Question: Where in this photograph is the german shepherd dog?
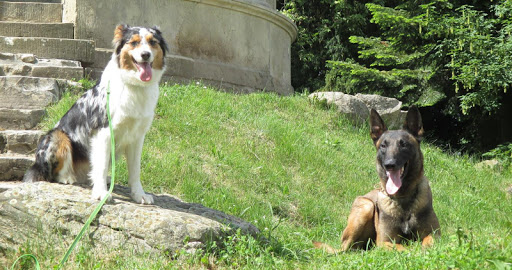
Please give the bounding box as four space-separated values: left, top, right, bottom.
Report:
314 106 440 252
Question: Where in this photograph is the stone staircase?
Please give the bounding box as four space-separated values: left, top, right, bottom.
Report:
0 0 96 180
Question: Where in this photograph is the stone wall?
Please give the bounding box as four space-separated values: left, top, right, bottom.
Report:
62 0 297 94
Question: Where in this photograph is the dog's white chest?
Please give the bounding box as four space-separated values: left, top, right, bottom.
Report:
114 116 153 145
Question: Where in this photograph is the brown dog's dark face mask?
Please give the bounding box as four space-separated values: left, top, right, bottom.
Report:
370 106 424 196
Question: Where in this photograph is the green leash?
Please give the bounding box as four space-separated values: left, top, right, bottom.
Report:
10 254 40 270
11 82 116 270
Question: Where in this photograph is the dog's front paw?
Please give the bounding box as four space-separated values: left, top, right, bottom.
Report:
91 188 112 202
131 192 154 205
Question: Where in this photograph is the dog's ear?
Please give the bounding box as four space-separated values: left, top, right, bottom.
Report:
370 109 387 145
151 26 169 56
403 105 424 141
113 24 129 55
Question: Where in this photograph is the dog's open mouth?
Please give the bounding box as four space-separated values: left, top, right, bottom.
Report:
385 162 408 195
134 59 153 82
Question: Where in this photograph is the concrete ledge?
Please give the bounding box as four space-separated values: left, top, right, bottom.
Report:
0 2 62 23
86 51 293 94
193 0 296 40
0 37 95 63
0 22 74 39
164 54 292 94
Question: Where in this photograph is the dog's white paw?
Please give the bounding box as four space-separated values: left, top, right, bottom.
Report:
91 188 112 202
131 192 154 205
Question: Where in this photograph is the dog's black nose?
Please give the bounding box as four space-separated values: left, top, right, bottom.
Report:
141 51 151 61
384 159 397 170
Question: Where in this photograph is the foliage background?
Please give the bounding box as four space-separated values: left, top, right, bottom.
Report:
279 0 512 155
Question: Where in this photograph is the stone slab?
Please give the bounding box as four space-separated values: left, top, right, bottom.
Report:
0 22 74 38
0 108 46 130
0 130 44 155
0 76 60 109
0 65 84 80
32 65 84 80
0 0 60 2
0 2 62 23
0 37 95 64
0 181 261 254
0 154 34 181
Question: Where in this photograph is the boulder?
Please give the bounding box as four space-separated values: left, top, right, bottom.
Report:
0 181 260 255
355 93 406 129
309 92 406 129
475 159 501 171
309 92 369 125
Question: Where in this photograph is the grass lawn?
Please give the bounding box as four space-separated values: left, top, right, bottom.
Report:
6 82 512 269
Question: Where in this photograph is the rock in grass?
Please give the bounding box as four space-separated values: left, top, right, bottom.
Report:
308 92 369 125
474 159 501 170
0 181 260 255
308 92 406 129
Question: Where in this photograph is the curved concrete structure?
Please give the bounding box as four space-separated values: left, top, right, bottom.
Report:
63 0 297 94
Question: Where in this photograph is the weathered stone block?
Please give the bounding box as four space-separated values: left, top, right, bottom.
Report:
0 155 34 181
0 22 74 39
0 108 45 130
0 76 60 109
32 66 84 80
0 2 62 23
0 37 95 64
0 130 44 155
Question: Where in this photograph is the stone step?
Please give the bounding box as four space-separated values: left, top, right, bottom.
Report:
0 108 45 130
84 48 112 79
0 76 61 110
0 22 73 38
0 37 95 64
0 0 61 3
0 2 62 23
0 130 44 155
0 153 33 181
0 53 82 67
0 53 84 80
31 65 83 80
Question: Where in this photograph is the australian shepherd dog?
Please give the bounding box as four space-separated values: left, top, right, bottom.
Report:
23 24 168 204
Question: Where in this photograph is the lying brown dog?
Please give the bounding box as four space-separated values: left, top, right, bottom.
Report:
314 106 440 252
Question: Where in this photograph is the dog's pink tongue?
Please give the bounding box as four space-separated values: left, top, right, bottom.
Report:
386 170 402 195
136 62 152 82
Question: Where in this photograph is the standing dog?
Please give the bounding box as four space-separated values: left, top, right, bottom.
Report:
314 106 440 252
23 24 168 204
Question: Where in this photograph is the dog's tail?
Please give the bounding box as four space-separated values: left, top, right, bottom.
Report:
23 129 72 183
312 241 341 254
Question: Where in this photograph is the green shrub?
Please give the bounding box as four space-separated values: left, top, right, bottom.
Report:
323 1 512 152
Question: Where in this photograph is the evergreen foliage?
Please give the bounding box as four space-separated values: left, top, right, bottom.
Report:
283 0 512 152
